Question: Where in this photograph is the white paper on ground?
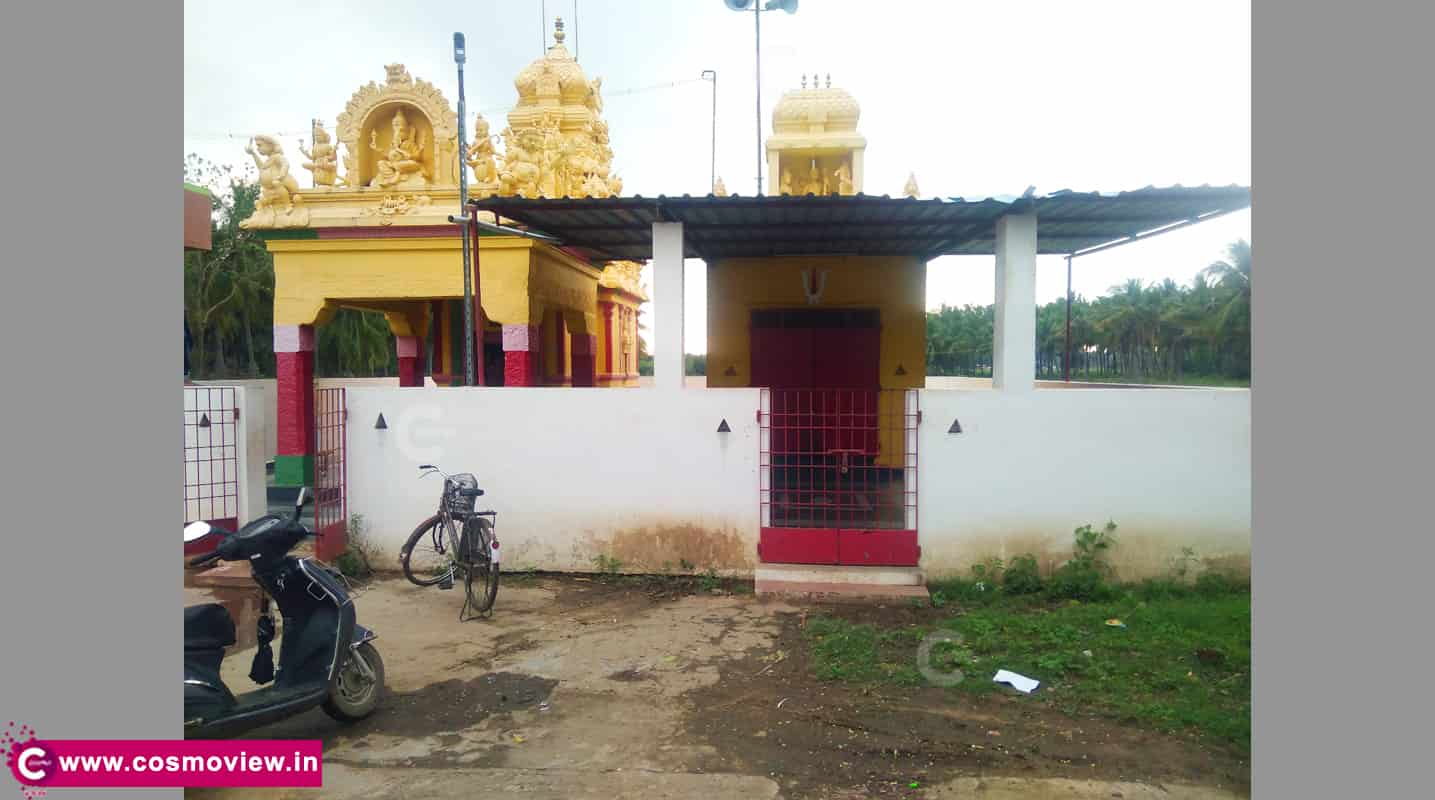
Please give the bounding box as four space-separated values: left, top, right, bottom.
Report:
993 669 1040 694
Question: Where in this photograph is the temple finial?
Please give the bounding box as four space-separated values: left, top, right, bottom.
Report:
826 73 831 88
553 17 565 45
800 73 807 89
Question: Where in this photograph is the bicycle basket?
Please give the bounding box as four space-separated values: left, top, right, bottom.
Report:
446 473 480 515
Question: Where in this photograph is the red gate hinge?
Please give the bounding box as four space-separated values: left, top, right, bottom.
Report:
755 409 762 424
233 407 240 422
916 410 922 425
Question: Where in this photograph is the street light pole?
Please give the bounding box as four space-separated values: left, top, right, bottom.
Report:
725 1 797 194
701 70 717 192
754 4 762 195
454 32 475 387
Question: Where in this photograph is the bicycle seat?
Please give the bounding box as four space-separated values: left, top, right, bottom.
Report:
459 487 484 498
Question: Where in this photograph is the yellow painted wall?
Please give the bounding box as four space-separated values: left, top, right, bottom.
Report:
270 236 599 332
529 247 601 338
269 236 538 328
706 255 926 468
705 255 927 390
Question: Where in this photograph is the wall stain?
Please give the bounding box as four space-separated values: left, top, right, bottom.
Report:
591 522 754 572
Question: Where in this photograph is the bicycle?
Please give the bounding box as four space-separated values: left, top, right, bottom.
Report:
399 464 500 619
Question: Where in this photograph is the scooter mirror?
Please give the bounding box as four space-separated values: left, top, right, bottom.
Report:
183 521 213 543
295 487 309 511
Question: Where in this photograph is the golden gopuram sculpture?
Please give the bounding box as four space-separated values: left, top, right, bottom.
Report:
239 18 622 232
766 74 867 196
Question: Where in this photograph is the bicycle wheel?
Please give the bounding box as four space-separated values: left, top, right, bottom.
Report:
400 514 459 587
462 518 499 613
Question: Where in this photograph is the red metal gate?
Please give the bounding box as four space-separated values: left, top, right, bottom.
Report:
758 388 920 566
184 386 240 555
314 387 347 561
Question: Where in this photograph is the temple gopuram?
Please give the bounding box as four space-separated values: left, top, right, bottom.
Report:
241 19 645 486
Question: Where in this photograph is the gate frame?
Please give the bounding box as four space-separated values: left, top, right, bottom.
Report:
757 387 920 567
314 387 348 561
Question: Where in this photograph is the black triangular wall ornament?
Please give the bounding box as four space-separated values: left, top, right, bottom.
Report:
948 418 963 434
895 363 908 376
717 419 731 433
198 413 211 428
723 365 737 377
375 413 388 430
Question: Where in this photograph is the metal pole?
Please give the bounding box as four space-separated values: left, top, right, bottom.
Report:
470 208 485 386
754 4 763 195
1063 254 1073 383
455 34 475 387
702 70 717 191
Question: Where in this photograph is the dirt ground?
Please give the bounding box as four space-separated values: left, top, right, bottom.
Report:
185 575 1248 800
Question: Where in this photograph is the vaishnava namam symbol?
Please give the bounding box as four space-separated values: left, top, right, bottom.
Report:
800 269 829 305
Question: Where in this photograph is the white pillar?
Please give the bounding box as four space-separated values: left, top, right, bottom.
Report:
993 214 1037 393
234 385 268 526
653 221 686 390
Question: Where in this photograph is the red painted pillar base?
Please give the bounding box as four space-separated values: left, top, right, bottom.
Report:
502 324 539 387
397 335 424 387
572 334 597 387
274 325 315 486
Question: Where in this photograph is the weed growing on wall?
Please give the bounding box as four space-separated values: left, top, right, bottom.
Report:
334 513 379 579
591 554 624 575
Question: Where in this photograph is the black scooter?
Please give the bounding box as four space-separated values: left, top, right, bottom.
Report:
182 488 385 739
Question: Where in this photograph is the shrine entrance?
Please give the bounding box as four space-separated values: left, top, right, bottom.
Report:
752 309 920 567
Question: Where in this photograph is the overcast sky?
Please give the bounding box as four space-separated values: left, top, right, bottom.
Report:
185 0 1250 353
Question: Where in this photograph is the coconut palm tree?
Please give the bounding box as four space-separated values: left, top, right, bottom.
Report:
1202 239 1251 377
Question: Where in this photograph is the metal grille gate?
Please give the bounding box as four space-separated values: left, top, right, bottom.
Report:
183 386 239 554
758 388 920 566
314 387 348 561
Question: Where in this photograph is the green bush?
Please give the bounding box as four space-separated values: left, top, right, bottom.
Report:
1002 554 1044 594
1046 522 1118 602
1195 570 1247 597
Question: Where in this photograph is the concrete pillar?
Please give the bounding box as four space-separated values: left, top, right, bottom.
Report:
572 333 597 387
274 324 315 486
396 335 424 387
502 323 540 387
993 214 1038 393
234 386 267 526
652 222 685 389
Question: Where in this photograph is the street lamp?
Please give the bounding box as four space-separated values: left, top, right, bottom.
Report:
723 0 798 196
452 32 476 387
700 70 717 192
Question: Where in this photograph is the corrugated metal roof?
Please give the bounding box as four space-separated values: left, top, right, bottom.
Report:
470 185 1249 262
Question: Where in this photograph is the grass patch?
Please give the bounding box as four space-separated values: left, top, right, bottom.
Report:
805 585 1251 752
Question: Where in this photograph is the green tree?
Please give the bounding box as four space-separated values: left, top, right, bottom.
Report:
183 155 274 379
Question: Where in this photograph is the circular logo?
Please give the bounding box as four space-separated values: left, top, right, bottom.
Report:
916 630 970 687
394 403 455 466
11 741 57 786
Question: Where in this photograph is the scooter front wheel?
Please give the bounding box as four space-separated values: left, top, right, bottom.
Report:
322 642 385 722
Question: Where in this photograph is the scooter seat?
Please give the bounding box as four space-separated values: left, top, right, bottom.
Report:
184 603 236 651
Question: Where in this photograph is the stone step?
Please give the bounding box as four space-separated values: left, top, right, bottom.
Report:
755 563 925 586
754 564 929 601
